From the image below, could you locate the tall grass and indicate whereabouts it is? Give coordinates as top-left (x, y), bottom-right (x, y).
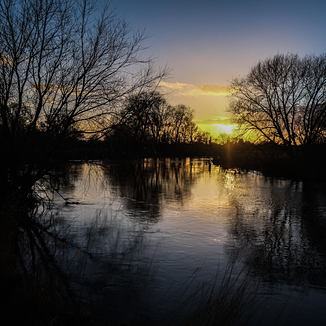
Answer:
top-left (176, 260), bottom-right (258, 326)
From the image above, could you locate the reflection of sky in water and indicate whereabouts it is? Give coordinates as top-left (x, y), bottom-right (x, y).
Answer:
top-left (49, 159), bottom-right (326, 325)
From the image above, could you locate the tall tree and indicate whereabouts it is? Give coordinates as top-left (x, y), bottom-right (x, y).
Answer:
top-left (106, 91), bottom-right (172, 157)
top-left (118, 91), bottom-right (170, 145)
top-left (106, 92), bottom-right (204, 157)
top-left (169, 104), bottom-right (195, 143)
top-left (229, 53), bottom-right (326, 159)
top-left (0, 0), bottom-right (167, 205)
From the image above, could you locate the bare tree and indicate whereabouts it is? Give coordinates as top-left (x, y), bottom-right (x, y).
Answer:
top-left (105, 92), bottom-right (205, 158)
top-left (0, 0), bottom-right (167, 204)
top-left (169, 104), bottom-right (195, 143)
top-left (229, 53), bottom-right (326, 160)
top-left (117, 91), bottom-right (170, 145)
top-left (106, 92), bottom-right (178, 157)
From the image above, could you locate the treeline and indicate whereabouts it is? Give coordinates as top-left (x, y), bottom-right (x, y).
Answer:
top-left (101, 91), bottom-right (213, 158)
top-left (30, 90), bottom-right (216, 160)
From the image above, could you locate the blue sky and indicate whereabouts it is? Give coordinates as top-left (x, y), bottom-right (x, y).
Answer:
top-left (103, 0), bottom-right (326, 129)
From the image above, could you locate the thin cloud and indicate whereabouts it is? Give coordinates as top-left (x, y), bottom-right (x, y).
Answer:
top-left (195, 118), bottom-right (234, 125)
top-left (160, 82), bottom-right (230, 96)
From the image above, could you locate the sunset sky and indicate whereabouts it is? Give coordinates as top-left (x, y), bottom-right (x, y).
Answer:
top-left (107, 0), bottom-right (326, 136)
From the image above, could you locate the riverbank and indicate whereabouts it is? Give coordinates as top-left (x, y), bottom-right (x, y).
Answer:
top-left (23, 137), bottom-right (326, 181)
top-left (212, 142), bottom-right (326, 181)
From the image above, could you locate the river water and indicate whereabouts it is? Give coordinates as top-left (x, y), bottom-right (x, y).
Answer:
top-left (47, 158), bottom-right (326, 325)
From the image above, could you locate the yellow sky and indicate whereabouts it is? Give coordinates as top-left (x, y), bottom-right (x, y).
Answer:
top-left (159, 81), bottom-right (235, 137)
top-left (198, 123), bottom-right (237, 136)
top-left (159, 81), bottom-right (230, 97)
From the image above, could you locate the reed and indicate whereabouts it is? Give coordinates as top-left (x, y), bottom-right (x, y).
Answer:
top-left (177, 260), bottom-right (258, 326)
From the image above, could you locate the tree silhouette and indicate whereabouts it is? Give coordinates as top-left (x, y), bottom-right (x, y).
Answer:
top-left (119, 91), bottom-right (170, 145)
top-left (105, 92), bottom-right (205, 157)
top-left (229, 53), bottom-right (326, 160)
top-left (0, 0), bottom-right (167, 205)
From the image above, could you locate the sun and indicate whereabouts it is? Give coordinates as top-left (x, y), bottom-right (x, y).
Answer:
top-left (196, 122), bottom-right (238, 138)
top-left (211, 124), bottom-right (237, 135)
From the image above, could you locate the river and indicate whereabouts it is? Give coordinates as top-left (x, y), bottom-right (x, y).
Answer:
top-left (46, 157), bottom-right (326, 325)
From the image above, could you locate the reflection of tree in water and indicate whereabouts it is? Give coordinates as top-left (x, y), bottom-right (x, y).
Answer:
top-left (40, 163), bottom-right (84, 200)
top-left (227, 179), bottom-right (326, 287)
top-left (100, 158), bottom-right (212, 222)
top-left (0, 192), bottom-right (153, 324)
top-left (0, 201), bottom-right (77, 324)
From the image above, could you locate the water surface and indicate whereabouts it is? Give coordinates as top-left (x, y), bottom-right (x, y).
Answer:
top-left (49, 158), bottom-right (326, 325)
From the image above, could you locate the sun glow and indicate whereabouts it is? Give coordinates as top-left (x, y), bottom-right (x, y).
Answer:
top-left (212, 124), bottom-right (237, 135)
top-left (197, 123), bottom-right (238, 138)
